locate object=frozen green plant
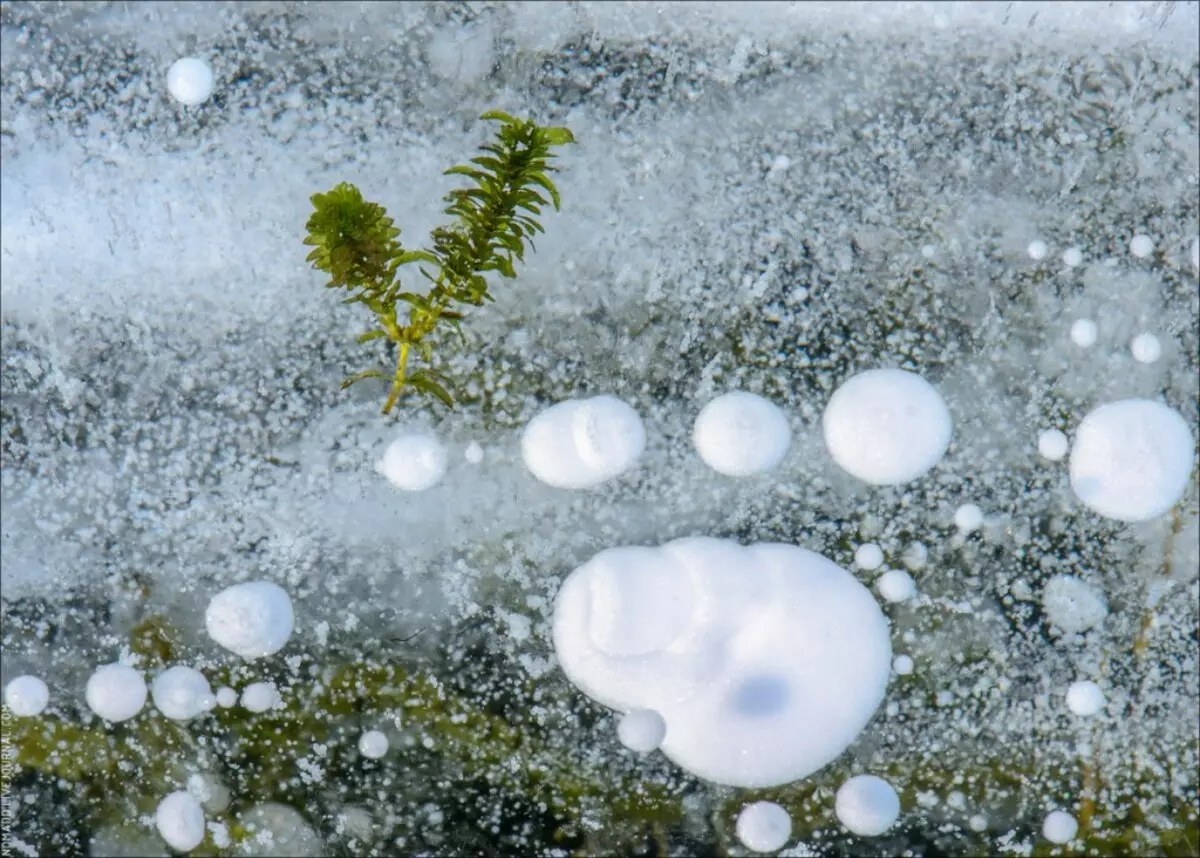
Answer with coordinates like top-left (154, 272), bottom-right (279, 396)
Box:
top-left (303, 110), bottom-right (575, 414)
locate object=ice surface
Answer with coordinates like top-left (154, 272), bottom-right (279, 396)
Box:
top-left (1, 0), bottom-right (1197, 854)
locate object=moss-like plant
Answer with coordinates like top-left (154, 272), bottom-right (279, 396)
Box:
top-left (303, 110), bottom-right (575, 414)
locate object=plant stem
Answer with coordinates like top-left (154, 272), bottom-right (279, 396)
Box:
top-left (383, 342), bottom-right (411, 414)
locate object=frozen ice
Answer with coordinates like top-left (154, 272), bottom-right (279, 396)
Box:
top-left (822, 369), bottom-right (953, 486)
top-left (735, 801), bottom-right (792, 853)
top-left (205, 581), bottom-right (295, 659)
top-left (692, 391), bottom-right (792, 477)
top-left (836, 774), bottom-right (901, 836)
top-left (85, 663), bottom-right (147, 723)
top-left (151, 665), bottom-right (216, 721)
top-left (1037, 429), bottom-right (1070, 462)
top-left (156, 790), bottom-right (206, 852)
top-left (854, 543), bottom-right (884, 571)
top-left (358, 729), bottom-right (389, 759)
top-left (1065, 680), bottom-right (1105, 716)
top-left (1042, 810), bottom-right (1079, 844)
top-left (376, 433), bottom-right (449, 492)
top-left (1069, 399), bottom-right (1194, 522)
top-left (617, 708), bottom-right (667, 753)
top-left (522, 396), bottom-right (646, 489)
top-left (166, 57), bottom-right (214, 106)
top-left (892, 654), bottom-right (914, 675)
top-left (1, 0), bottom-right (1197, 851)
top-left (464, 441), bottom-right (484, 464)
top-left (552, 538), bottom-right (891, 786)
top-left (4, 675), bottom-right (49, 716)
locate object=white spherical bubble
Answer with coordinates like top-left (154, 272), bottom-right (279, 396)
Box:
top-left (86, 663), bottom-right (147, 722)
top-left (157, 791), bottom-right (206, 852)
top-left (215, 687), bottom-right (238, 708)
top-left (358, 729), bottom-right (389, 759)
top-left (166, 57), bottom-right (214, 106)
top-left (187, 773), bottom-right (231, 814)
top-left (876, 569), bottom-right (916, 604)
top-left (969, 814), bottom-right (989, 832)
top-left (376, 433), bottom-right (448, 492)
top-left (902, 541), bottom-right (928, 571)
top-left (4, 675), bottom-right (49, 716)
top-left (1042, 810), bottom-right (1078, 844)
top-left (1037, 429), bottom-right (1069, 462)
top-left (1027, 239), bottom-right (1048, 260)
top-left (693, 391), bottom-right (792, 477)
top-left (1042, 575), bottom-right (1108, 634)
top-left (836, 774), bottom-right (901, 836)
top-left (1129, 234), bottom-right (1154, 258)
top-left (854, 543), bottom-right (884, 571)
top-left (617, 708), bottom-right (667, 753)
top-left (1062, 247), bottom-right (1083, 267)
top-left (954, 503), bottom-right (984, 532)
top-left (152, 666), bottom-right (215, 721)
top-left (1065, 680), bottom-right (1105, 716)
top-left (205, 581), bottom-right (295, 659)
top-left (822, 369), bottom-right (952, 486)
top-left (1069, 399), bottom-right (1194, 522)
top-left (736, 801), bottom-right (792, 853)
top-left (1130, 333), bottom-right (1161, 364)
top-left (892, 654), bottom-right (914, 675)
top-left (522, 396), bottom-right (645, 489)
top-left (1070, 318), bottom-right (1098, 348)
top-left (573, 395), bottom-right (648, 477)
top-left (241, 682), bottom-right (281, 713)
top-left (463, 441), bottom-right (484, 464)
top-left (552, 538), bottom-right (891, 788)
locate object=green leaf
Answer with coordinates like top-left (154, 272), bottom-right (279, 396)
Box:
top-left (395, 250), bottom-right (441, 267)
top-left (407, 372), bottom-right (455, 408)
top-left (356, 329), bottom-right (390, 343)
top-left (480, 109), bottom-right (519, 124)
top-left (340, 369), bottom-right (387, 389)
top-left (527, 172), bottom-right (562, 209)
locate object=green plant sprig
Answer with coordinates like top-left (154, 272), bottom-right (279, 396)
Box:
top-left (303, 110), bottom-right (574, 414)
